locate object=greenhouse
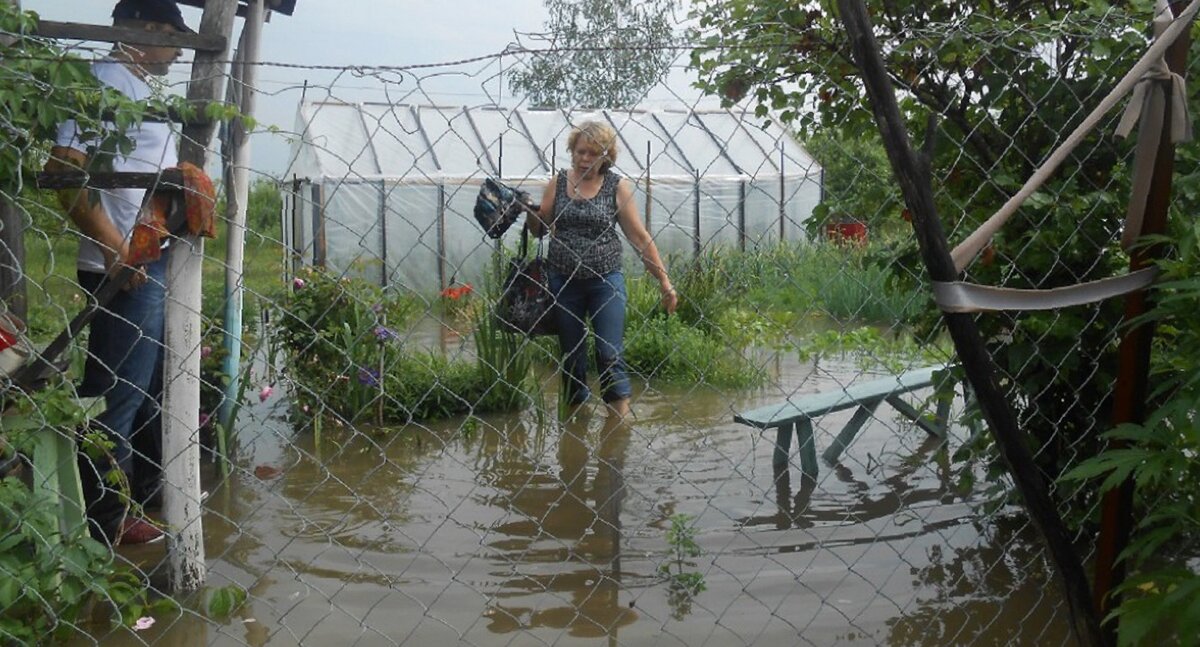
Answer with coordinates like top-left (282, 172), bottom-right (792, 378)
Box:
top-left (283, 102), bottom-right (823, 294)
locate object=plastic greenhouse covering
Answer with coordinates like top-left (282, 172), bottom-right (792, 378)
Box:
top-left (283, 103), bottom-right (823, 295)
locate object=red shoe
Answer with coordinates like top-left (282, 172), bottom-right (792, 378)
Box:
top-left (116, 516), bottom-right (164, 545)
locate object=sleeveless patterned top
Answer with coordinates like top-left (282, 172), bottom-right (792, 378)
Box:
top-left (547, 170), bottom-right (623, 278)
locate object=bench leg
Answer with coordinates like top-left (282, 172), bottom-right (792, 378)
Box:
top-left (886, 394), bottom-right (946, 440)
top-left (797, 419), bottom-right (818, 481)
top-left (772, 423), bottom-right (793, 470)
top-left (934, 389), bottom-right (952, 437)
top-left (822, 403), bottom-right (878, 465)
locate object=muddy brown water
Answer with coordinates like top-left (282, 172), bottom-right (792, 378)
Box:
top-left (86, 341), bottom-right (1075, 646)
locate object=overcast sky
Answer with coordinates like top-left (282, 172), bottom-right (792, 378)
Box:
top-left (24, 1), bottom-right (708, 175)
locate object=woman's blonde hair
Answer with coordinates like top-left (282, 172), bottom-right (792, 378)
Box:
top-left (567, 121), bottom-right (618, 174)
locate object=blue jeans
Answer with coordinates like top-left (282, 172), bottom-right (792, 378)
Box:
top-left (77, 255), bottom-right (167, 479)
top-left (549, 270), bottom-right (632, 405)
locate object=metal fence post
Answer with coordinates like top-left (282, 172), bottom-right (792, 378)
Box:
top-left (217, 0), bottom-right (265, 463)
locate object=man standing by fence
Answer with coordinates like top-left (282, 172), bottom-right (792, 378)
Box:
top-left (43, 0), bottom-right (191, 545)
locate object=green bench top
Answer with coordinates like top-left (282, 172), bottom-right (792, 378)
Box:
top-left (734, 366), bottom-right (942, 429)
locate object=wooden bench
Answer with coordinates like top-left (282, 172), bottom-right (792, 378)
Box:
top-left (734, 366), bottom-right (953, 480)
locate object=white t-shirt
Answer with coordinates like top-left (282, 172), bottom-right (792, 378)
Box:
top-left (55, 60), bottom-right (178, 273)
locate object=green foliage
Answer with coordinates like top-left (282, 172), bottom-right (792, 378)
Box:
top-left (1059, 222), bottom-right (1200, 646)
top-left (658, 513), bottom-right (705, 619)
top-left (0, 5), bottom-right (195, 192)
top-left (0, 381), bottom-right (162, 643)
top-left (472, 303), bottom-right (534, 413)
top-left (804, 129), bottom-right (903, 236)
top-left (626, 311), bottom-right (763, 388)
top-left (207, 584), bottom-right (248, 619)
top-left (797, 325), bottom-right (951, 373)
top-left (273, 267), bottom-right (532, 424)
top-left (509, 0), bottom-right (678, 108)
top-left (0, 478), bottom-right (159, 643)
top-left (690, 0), bottom-right (1152, 494)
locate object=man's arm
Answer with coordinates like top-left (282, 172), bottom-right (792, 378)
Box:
top-left (44, 145), bottom-right (126, 270)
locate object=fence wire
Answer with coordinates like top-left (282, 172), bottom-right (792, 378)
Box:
top-left (1, 2), bottom-right (1197, 646)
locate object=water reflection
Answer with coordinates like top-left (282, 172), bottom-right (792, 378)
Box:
top-left (482, 408), bottom-right (637, 641)
top-left (886, 515), bottom-right (1074, 646)
top-left (740, 433), bottom-right (953, 535)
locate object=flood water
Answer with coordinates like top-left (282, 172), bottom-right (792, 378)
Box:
top-left (89, 338), bottom-right (1076, 646)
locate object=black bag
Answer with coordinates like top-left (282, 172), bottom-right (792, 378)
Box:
top-left (497, 225), bottom-right (558, 336)
top-left (473, 177), bottom-right (534, 239)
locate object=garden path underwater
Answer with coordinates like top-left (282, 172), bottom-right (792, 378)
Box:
top-left (83, 333), bottom-right (1075, 646)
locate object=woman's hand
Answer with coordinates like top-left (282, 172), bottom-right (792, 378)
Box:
top-left (660, 283), bottom-right (678, 315)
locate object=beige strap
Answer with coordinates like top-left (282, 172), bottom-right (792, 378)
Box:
top-left (950, 0), bottom-right (1200, 273)
top-left (1116, 0), bottom-right (1194, 248)
top-left (932, 267), bottom-right (1159, 313)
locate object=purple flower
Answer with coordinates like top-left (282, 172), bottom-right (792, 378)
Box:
top-left (259, 385), bottom-right (274, 402)
top-left (133, 617), bottom-right (155, 631)
top-left (199, 411), bottom-right (212, 428)
top-left (374, 326), bottom-right (398, 342)
top-left (357, 367), bottom-right (381, 387)
top-left (200, 345), bottom-right (212, 359)
top-left (293, 277), bottom-right (306, 290)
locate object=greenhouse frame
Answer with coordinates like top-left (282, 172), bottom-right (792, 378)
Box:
top-left (283, 102), bottom-right (823, 295)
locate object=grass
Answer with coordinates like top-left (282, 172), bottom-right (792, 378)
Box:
top-left (18, 190), bottom-right (934, 425)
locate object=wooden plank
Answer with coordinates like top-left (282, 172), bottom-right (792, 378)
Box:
top-left (164, 0), bottom-right (238, 595)
top-left (36, 170), bottom-right (184, 190)
top-left (0, 197), bottom-right (26, 321)
top-left (772, 422), bottom-right (793, 469)
top-left (735, 366), bottom-right (940, 427)
top-left (35, 20), bottom-right (226, 52)
top-left (796, 419), bottom-right (818, 480)
top-left (886, 394), bottom-right (945, 439)
top-left (822, 402), bottom-right (880, 465)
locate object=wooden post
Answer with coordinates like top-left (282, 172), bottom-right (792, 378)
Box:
top-left (1094, 0), bottom-right (1191, 634)
top-left (836, 1), bottom-right (1106, 644)
top-left (1, 0), bottom-right (25, 321)
top-left (217, 0), bottom-right (265, 460)
top-left (164, 0), bottom-right (237, 593)
top-left (0, 198), bottom-right (25, 321)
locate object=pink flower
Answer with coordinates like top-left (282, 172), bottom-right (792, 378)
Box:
top-left (293, 277), bottom-right (306, 290)
top-left (200, 345), bottom-right (212, 359)
top-left (258, 385), bottom-right (273, 402)
top-left (133, 617), bottom-right (155, 631)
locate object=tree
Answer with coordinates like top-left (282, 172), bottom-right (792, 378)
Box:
top-left (508, 0), bottom-right (678, 109)
top-left (689, 1), bottom-right (1173, 495)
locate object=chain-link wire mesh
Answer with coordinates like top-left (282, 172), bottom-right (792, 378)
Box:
top-left (2, 1), bottom-right (1197, 645)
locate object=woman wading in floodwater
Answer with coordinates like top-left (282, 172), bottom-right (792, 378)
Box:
top-left (528, 121), bottom-right (678, 417)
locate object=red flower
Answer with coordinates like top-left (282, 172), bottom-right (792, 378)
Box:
top-left (440, 283), bottom-right (473, 300)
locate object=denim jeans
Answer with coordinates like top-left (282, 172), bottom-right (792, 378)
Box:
top-left (77, 255), bottom-right (167, 479)
top-left (549, 270), bottom-right (632, 405)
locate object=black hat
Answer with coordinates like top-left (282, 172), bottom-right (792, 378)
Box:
top-left (112, 0), bottom-right (193, 33)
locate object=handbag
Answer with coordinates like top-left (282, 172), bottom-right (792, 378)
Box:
top-left (497, 224), bottom-right (558, 336)
top-left (473, 177), bottom-right (535, 239)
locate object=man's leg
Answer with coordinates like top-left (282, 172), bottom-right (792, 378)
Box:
top-left (76, 257), bottom-right (167, 541)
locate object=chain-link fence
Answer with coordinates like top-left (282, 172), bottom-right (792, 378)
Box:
top-left (3, 1), bottom-right (1199, 645)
